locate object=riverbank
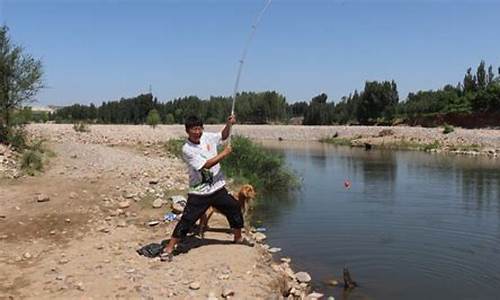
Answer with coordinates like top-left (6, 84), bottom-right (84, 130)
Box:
top-left (0, 126), bottom-right (321, 299)
top-left (26, 124), bottom-right (500, 157)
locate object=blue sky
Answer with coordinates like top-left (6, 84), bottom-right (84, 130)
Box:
top-left (1, 0), bottom-right (499, 106)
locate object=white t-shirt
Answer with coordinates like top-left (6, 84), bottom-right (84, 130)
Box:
top-left (182, 132), bottom-right (226, 195)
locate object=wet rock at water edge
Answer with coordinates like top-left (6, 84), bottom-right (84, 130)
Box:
top-left (295, 272), bottom-right (311, 283)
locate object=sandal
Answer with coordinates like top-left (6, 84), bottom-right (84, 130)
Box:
top-left (160, 251), bottom-right (173, 262)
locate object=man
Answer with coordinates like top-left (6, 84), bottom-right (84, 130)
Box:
top-left (161, 115), bottom-right (250, 262)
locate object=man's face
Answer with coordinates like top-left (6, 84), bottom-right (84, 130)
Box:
top-left (187, 126), bottom-right (203, 143)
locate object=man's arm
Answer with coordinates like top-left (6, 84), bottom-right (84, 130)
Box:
top-left (202, 144), bottom-right (232, 169)
top-left (221, 115), bottom-right (236, 141)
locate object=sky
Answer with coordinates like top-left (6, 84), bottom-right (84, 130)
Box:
top-left (1, 0), bottom-right (499, 106)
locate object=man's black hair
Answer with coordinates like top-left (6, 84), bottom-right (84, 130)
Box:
top-left (184, 115), bottom-right (204, 131)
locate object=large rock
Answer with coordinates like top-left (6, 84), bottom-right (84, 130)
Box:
top-left (253, 232), bottom-right (267, 243)
top-left (295, 272), bottom-right (311, 283)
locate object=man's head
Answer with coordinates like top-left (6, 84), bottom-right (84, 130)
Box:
top-left (185, 115), bottom-right (204, 143)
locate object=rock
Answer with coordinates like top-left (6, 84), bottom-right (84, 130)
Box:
top-left (118, 201), bottom-right (130, 209)
top-left (189, 281), bottom-right (201, 290)
top-left (221, 286), bottom-right (235, 298)
top-left (295, 272), bottom-right (311, 283)
top-left (327, 279), bottom-right (339, 286)
top-left (65, 218), bottom-right (71, 223)
top-left (117, 220), bottom-right (127, 227)
top-left (97, 226), bottom-right (110, 233)
top-left (253, 232), bottom-right (266, 243)
top-left (152, 198), bottom-right (163, 209)
top-left (147, 220), bottom-right (160, 227)
top-left (56, 274), bottom-right (65, 281)
top-left (149, 178), bottom-right (159, 185)
top-left (58, 258), bottom-right (70, 265)
top-left (207, 291), bottom-right (218, 300)
top-left (171, 195), bottom-right (187, 213)
top-left (306, 292), bottom-right (324, 299)
top-left (268, 247), bottom-right (281, 253)
top-left (23, 252), bottom-right (32, 259)
top-left (36, 194), bottom-right (50, 203)
top-left (69, 192), bottom-right (78, 199)
top-left (281, 257), bottom-right (291, 264)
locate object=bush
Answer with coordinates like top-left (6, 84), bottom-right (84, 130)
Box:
top-left (1, 126), bottom-right (27, 150)
top-left (443, 124), bottom-right (455, 134)
top-left (73, 122), bottom-right (90, 132)
top-left (164, 138), bottom-right (184, 157)
top-left (20, 150), bottom-right (43, 175)
top-left (221, 136), bottom-right (298, 192)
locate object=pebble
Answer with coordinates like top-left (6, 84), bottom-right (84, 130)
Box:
top-left (147, 220), bottom-right (160, 226)
top-left (152, 198), bottom-right (163, 208)
top-left (328, 279), bottom-right (339, 286)
top-left (281, 257), bottom-right (291, 263)
top-left (59, 258), bottom-right (70, 265)
top-left (189, 281), bottom-right (201, 290)
top-left (118, 201), bottom-right (130, 209)
top-left (36, 194), bottom-right (50, 203)
top-left (268, 247), bottom-right (281, 253)
top-left (307, 292), bottom-right (324, 299)
top-left (221, 286), bottom-right (235, 298)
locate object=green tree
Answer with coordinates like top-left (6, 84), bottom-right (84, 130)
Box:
top-left (146, 109), bottom-right (161, 128)
top-left (0, 26), bottom-right (43, 144)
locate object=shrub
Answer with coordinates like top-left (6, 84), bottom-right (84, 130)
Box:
top-left (164, 138), bottom-right (184, 157)
top-left (221, 136), bottom-right (298, 192)
top-left (20, 150), bottom-right (43, 175)
top-left (146, 109), bottom-right (161, 128)
top-left (443, 124), bottom-right (454, 134)
top-left (73, 122), bottom-right (90, 132)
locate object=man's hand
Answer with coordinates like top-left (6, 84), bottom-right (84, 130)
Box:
top-left (222, 144), bottom-right (232, 157)
top-left (227, 115), bottom-right (236, 125)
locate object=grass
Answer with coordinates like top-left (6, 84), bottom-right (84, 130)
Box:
top-left (19, 139), bottom-right (55, 176)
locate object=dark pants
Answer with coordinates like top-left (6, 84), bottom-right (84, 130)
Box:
top-left (172, 187), bottom-right (243, 239)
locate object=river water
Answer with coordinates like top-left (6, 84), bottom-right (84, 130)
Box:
top-left (252, 141), bottom-right (500, 300)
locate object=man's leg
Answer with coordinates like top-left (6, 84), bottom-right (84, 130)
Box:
top-left (164, 194), bottom-right (210, 259)
top-left (211, 188), bottom-right (245, 242)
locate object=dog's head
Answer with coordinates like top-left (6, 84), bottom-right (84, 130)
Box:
top-left (237, 184), bottom-right (256, 207)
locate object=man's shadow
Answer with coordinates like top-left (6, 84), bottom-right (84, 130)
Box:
top-left (173, 226), bottom-right (235, 255)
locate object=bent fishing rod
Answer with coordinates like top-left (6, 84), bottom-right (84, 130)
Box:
top-left (228, 0), bottom-right (272, 142)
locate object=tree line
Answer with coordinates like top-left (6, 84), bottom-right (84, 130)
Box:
top-left (49, 60), bottom-right (500, 127)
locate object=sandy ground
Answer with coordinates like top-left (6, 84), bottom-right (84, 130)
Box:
top-left (0, 135), bottom-right (298, 299)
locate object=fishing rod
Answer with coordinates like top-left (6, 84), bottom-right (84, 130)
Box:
top-left (228, 0), bottom-right (272, 140)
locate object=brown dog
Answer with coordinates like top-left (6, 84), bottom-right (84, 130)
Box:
top-left (199, 184), bottom-right (256, 238)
